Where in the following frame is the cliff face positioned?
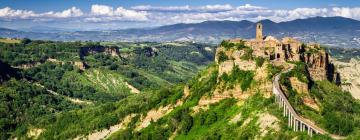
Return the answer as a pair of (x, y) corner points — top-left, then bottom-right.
(79, 46), (120, 60)
(217, 38), (339, 85)
(302, 45), (339, 82)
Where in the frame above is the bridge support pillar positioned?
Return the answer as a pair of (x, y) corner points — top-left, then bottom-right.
(283, 105), (286, 117)
(300, 123), (304, 132)
(288, 114), (291, 127)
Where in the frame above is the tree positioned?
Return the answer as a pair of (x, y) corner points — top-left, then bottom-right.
(21, 38), (31, 44)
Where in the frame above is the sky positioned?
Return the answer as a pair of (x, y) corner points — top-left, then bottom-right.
(0, 0), (360, 30)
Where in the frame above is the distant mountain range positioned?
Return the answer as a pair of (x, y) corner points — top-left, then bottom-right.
(1, 16), (360, 47)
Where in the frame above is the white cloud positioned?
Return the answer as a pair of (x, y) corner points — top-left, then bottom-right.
(91, 4), (113, 15)
(199, 4), (233, 12)
(0, 6), (83, 20)
(131, 4), (233, 12)
(236, 4), (264, 10)
(89, 4), (148, 22)
(1, 4), (360, 29)
(331, 7), (360, 19)
(0, 7), (36, 19)
(42, 7), (83, 18)
(131, 5), (192, 11)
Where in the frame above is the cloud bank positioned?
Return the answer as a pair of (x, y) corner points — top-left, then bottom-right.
(0, 4), (360, 29)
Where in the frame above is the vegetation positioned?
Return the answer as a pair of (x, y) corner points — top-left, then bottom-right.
(1, 38), (360, 139)
(35, 86), (183, 139)
(0, 79), (81, 139)
(280, 62), (360, 136)
(254, 57), (265, 67)
(219, 66), (255, 91)
(217, 51), (228, 63)
(0, 40), (215, 139)
(266, 64), (284, 80)
(310, 81), (360, 136)
(0, 38), (21, 44)
(220, 40), (247, 50)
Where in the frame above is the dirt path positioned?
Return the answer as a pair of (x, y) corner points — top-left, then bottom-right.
(35, 83), (93, 105)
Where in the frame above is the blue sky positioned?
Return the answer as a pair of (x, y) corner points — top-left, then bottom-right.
(1, 0), (359, 11)
(0, 0), (359, 30)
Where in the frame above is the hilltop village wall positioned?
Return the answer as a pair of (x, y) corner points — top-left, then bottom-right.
(217, 23), (338, 82)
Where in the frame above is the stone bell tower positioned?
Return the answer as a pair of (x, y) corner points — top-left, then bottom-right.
(256, 23), (263, 41)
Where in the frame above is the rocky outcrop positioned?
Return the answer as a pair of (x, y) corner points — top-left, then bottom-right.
(334, 58), (360, 99)
(218, 60), (257, 76)
(302, 45), (338, 82)
(73, 61), (86, 71)
(79, 46), (120, 60)
(289, 77), (309, 94)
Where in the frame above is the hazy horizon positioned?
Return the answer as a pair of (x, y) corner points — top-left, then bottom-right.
(1, 0), (360, 30)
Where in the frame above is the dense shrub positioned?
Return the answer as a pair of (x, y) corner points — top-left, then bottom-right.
(255, 57), (265, 67)
(219, 66), (254, 91)
(266, 64), (283, 80)
(217, 51), (228, 63)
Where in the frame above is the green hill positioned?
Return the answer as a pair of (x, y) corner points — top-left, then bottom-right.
(1, 39), (360, 139)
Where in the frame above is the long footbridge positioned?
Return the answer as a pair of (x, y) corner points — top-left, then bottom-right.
(273, 67), (345, 139)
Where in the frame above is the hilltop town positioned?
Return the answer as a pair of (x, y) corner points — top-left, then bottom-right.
(208, 23), (352, 139)
(216, 23), (339, 83)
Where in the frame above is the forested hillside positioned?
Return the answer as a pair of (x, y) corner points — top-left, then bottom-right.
(2, 38), (360, 139)
(0, 39), (215, 139)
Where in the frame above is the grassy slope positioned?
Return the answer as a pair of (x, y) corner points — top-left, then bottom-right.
(106, 64), (329, 140)
(81, 69), (131, 94)
(0, 38), (20, 44)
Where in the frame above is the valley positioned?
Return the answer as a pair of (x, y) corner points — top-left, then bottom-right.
(1, 21), (360, 140)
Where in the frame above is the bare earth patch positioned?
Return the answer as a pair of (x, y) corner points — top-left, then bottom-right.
(229, 113), (242, 124)
(35, 83), (93, 105)
(125, 82), (140, 94)
(135, 86), (190, 131)
(27, 128), (44, 139)
(135, 105), (174, 131)
(257, 113), (280, 137)
(192, 84), (251, 114)
(303, 97), (320, 111)
(76, 114), (136, 140)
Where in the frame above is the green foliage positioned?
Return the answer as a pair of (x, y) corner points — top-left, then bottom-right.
(130, 93), (283, 140)
(220, 40), (234, 50)
(240, 47), (253, 60)
(21, 38), (31, 44)
(0, 40), (217, 139)
(38, 86), (184, 139)
(220, 40), (247, 50)
(217, 51), (228, 63)
(280, 62), (360, 136)
(290, 62), (309, 83)
(0, 41), (81, 66)
(266, 64), (283, 80)
(24, 63), (129, 103)
(255, 57), (265, 67)
(219, 66), (254, 91)
(0, 79), (81, 139)
(310, 81), (360, 135)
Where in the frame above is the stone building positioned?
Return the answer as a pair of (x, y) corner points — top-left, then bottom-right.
(225, 23), (337, 82)
(237, 23), (303, 62)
